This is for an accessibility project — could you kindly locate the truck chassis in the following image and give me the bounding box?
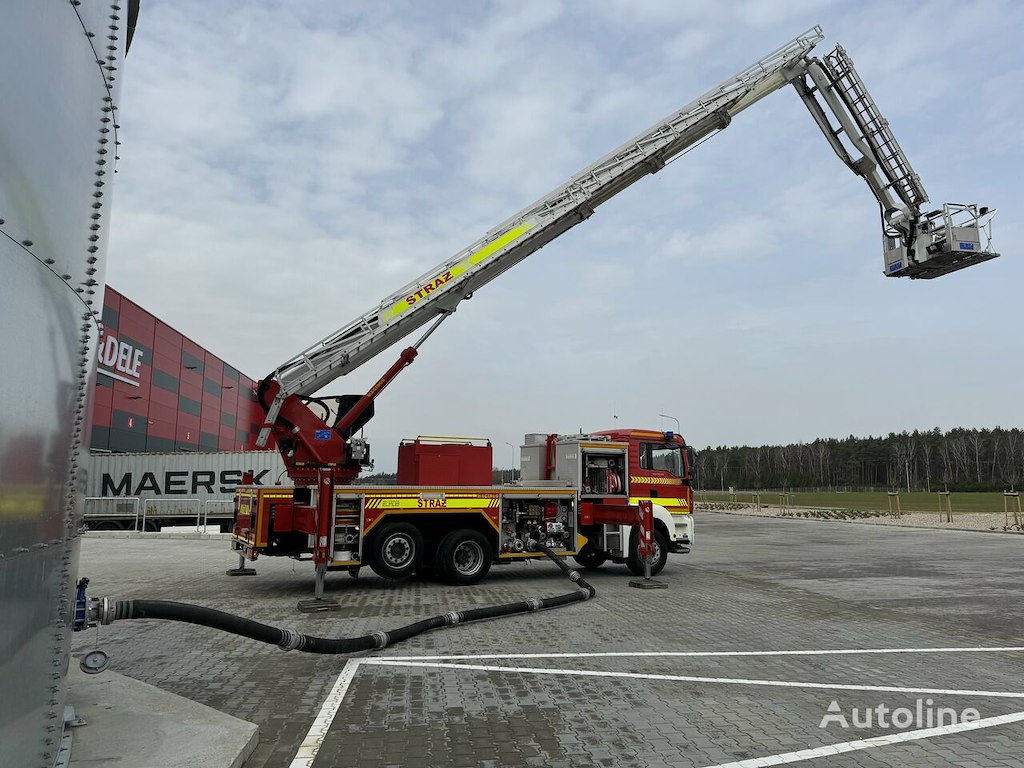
[231,481,690,586]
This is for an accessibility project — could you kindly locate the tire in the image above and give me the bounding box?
[626,528,669,577]
[368,522,423,580]
[91,520,123,531]
[573,543,608,570]
[436,529,492,586]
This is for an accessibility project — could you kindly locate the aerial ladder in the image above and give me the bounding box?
[252,26,999,568]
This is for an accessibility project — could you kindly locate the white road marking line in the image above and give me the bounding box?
[285,648,1024,766]
[288,659,362,768]
[377,646,1024,662]
[696,710,1024,768]
[366,659,1024,699]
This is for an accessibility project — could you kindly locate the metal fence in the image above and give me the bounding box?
[142,497,202,531]
[201,499,235,532]
[698,486,896,498]
[84,496,141,529]
[82,496,237,532]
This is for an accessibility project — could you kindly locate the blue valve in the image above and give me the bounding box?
[73,577,90,631]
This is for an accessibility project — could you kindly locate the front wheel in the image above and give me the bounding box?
[626,528,669,577]
[368,522,423,579]
[573,543,608,570]
[436,529,492,586]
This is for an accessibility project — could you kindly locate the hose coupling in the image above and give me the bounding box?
[278,629,303,651]
[90,597,116,626]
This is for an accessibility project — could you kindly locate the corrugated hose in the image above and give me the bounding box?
[105,543,595,653]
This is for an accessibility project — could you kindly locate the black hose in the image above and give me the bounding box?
[110,543,595,654]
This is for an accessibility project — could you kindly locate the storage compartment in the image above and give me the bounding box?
[397,437,492,486]
[519,434,629,497]
[333,497,361,561]
[581,451,625,496]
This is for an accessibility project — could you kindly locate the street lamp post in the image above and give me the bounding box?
[659,413,680,435]
[504,441,515,484]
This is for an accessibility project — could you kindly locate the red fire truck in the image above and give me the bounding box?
[232,429,694,592]
[231,26,997,605]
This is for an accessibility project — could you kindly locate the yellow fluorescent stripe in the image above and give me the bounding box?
[630,476,683,485]
[382,223,533,322]
[463,224,532,267]
[629,496,690,510]
[364,508,500,535]
[371,498,496,511]
[338,488,575,498]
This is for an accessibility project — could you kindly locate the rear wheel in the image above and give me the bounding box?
[573,543,608,570]
[436,529,492,586]
[368,522,423,579]
[626,528,669,576]
[90,520,123,531]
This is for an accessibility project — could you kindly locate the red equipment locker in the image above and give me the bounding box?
[397,437,493,486]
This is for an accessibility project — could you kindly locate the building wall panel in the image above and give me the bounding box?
[91,287,267,454]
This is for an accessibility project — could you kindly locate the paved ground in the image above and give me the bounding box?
[701,502,1024,534]
[72,514,1024,768]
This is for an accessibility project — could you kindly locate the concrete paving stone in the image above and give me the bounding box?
[70,515,1024,768]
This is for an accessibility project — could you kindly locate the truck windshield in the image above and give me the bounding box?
[640,443,685,478]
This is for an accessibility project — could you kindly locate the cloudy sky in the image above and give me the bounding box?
[109,0,1022,471]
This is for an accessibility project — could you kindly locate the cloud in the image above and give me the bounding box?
[107,1,1023,469]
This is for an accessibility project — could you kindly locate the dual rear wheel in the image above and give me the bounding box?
[435,529,491,585]
[367,523,491,585]
[366,522,423,579]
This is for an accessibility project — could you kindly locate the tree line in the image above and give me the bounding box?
[693,427,1024,493]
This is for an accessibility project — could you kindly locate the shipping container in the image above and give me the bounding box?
[84,450,285,530]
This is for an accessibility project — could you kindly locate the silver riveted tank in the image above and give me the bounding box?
[0,2,136,765]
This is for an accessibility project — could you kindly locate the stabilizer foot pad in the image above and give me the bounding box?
[629,579,668,590]
[297,598,341,613]
[225,568,258,576]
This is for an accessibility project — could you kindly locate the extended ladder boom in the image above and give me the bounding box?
[258,25,999,444]
[261,27,823,426]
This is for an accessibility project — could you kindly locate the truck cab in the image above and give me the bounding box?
[519,429,694,575]
[594,428,695,556]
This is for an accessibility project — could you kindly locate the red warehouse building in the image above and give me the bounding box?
[91,286,266,453]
